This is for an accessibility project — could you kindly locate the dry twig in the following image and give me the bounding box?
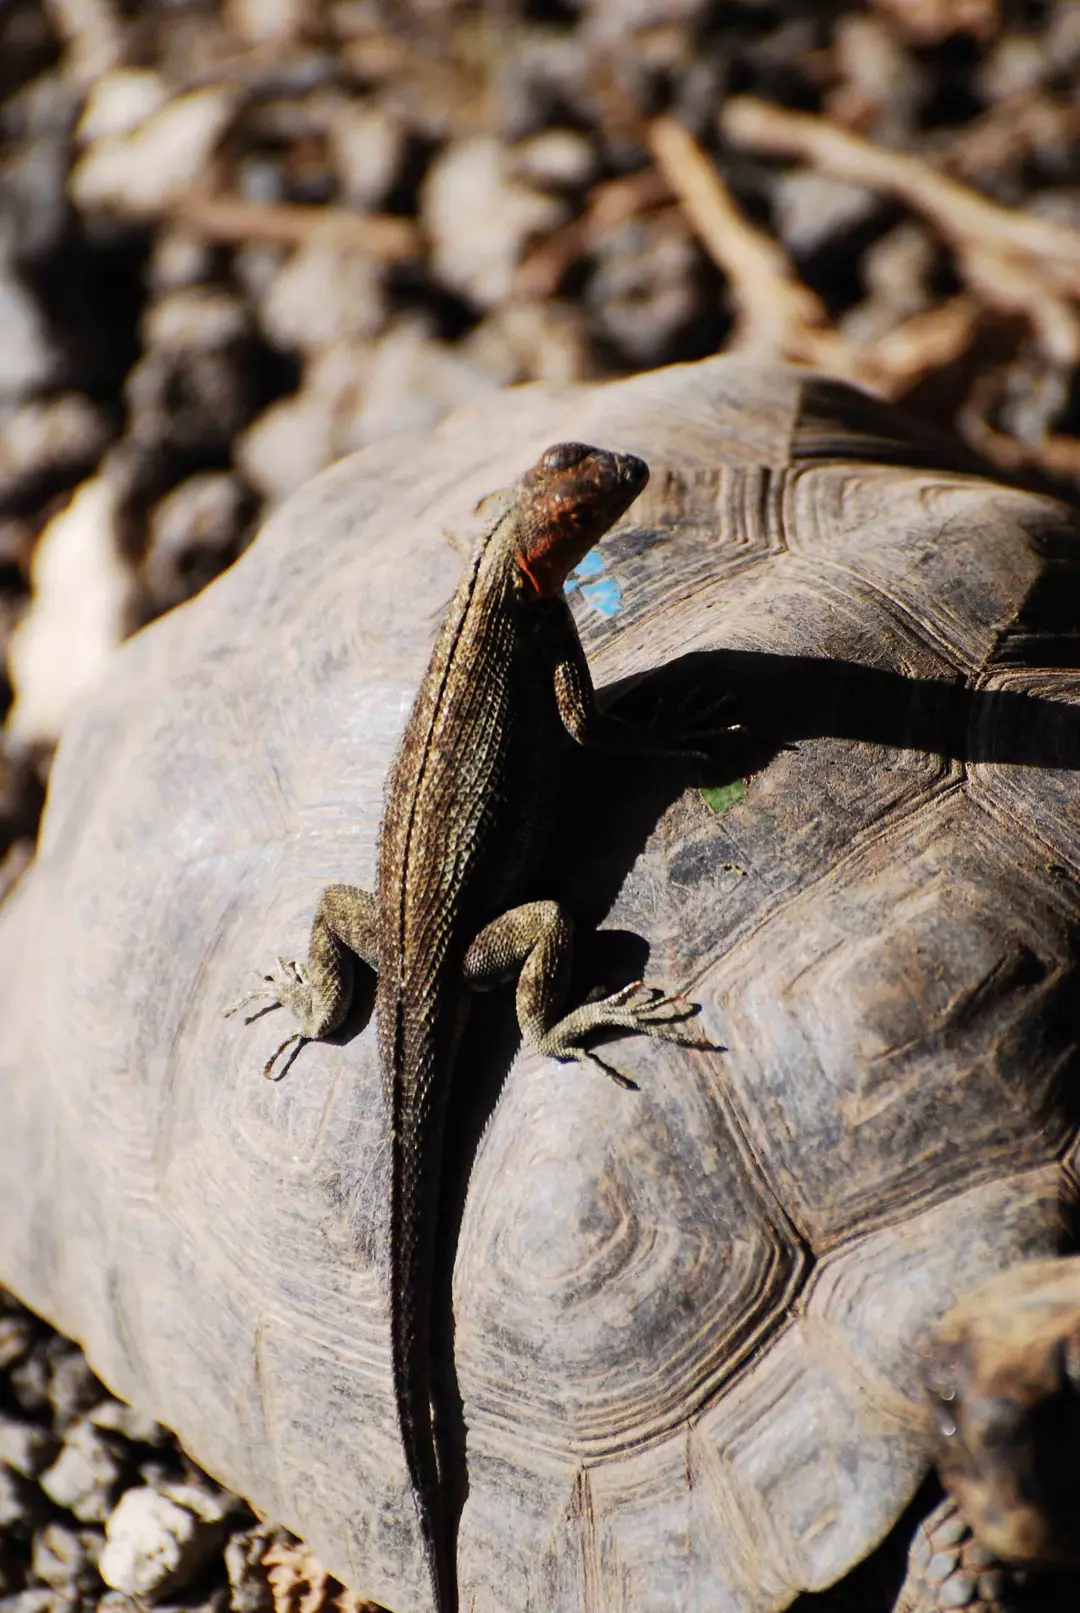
[173,195,422,261]
[721,97,1080,362]
[646,116,977,398]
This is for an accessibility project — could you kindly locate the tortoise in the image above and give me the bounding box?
[1,355,1079,1613]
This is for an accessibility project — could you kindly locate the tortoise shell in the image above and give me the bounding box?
[1,357,1078,1613]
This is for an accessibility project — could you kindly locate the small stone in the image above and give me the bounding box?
[127,291,257,457]
[225,1523,289,1613]
[338,317,498,453]
[0,1463,42,1530]
[0,1589,71,1613]
[772,170,878,260]
[143,471,253,611]
[147,232,218,295]
[0,1413,59,1477]
[99,1484,229,1601]
[226,0,314,45]
[89,1400,168,1447]
[0,395,111,515]
[0,258,57,402]
[586,213,698,365]
[0,1315,35,1372]
[327,101,405,209]
[511,130,596,191]
[46,1344,106,1431]
[38,1419,125,1523]
[260,243,385,353]
[71,86,236,217]
[422,136,565,309]
[237,392,335,506]
[75,68,169,143]
[31,1522,103,1590]
[8,1347,50,1415]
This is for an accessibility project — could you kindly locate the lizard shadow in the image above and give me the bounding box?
[385,644,1080,1590]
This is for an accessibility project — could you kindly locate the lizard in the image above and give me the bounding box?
[226,442,713,1613]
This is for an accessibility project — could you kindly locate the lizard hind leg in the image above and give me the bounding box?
[462,900,709,1085]
[224,883,380,1072]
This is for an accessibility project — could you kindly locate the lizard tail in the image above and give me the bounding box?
[391,1136,457,1613]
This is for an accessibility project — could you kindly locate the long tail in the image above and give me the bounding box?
[391,1117,456,1613]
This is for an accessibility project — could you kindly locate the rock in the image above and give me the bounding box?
[0,1463,44,1531]
[143,472,253,612]
[226,0,315,46]
[0,258,57,402]
[75,69,169,144]
[0,1413,59,1478]
[338,317,498,452]
[127,290,257,457]
[147,231,218,295]
[47,1344,106,1430]
[327,101,405,210]
[0,1313,36,1372]
[422,136,565,308]
[464,297,590,386]
[0,1588,71,1613]
[6,471,137,746]
[510,129,596,191]
[98,1484,230,1602]
[71,87,236,217]
[586,213,699,364]
[260,242,385,353]
[89,1399,168,1447]
[31,1521,104,1592]
[236,390,336,505]
[43,0,123,85]
[772,170,879,259]
[224,1523,289,1613]
[39,1420,125,1523]
[0,395,111,516]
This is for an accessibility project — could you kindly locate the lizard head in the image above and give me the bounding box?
[512,442,649,598]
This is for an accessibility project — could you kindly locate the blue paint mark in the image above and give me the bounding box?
[580,578,623,616]
[573,552,606,578]
[569,551,623,617]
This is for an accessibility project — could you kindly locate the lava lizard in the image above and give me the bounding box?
[226,442,711,1613]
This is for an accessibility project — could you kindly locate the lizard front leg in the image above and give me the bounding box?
[463,900,705,1084]
[225,883,379,1077]
[547,593,728,760]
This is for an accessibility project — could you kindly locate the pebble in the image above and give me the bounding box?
[772,170,879,259]
[422,136,566,309]
[71,86,237,216]
[260,241,386,352]
[0,260,57,402]
[0,1415,59,1479]
[38,1420,124,1523]
[327,101,405,209]
[143,472,252,611]
[7,471,136,746]
[75,69,169,144]
[98,1484,230,1601]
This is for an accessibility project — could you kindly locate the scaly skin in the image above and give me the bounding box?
[227,444,711,1613]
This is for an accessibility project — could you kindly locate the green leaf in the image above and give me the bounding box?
[700,779,746,815]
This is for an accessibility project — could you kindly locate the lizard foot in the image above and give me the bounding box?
[223,957,312,1020]
[536,982,711,1081]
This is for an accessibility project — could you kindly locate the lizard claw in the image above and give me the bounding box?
[263,1030,308,1080]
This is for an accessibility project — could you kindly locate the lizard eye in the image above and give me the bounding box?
[540,442,594,473]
